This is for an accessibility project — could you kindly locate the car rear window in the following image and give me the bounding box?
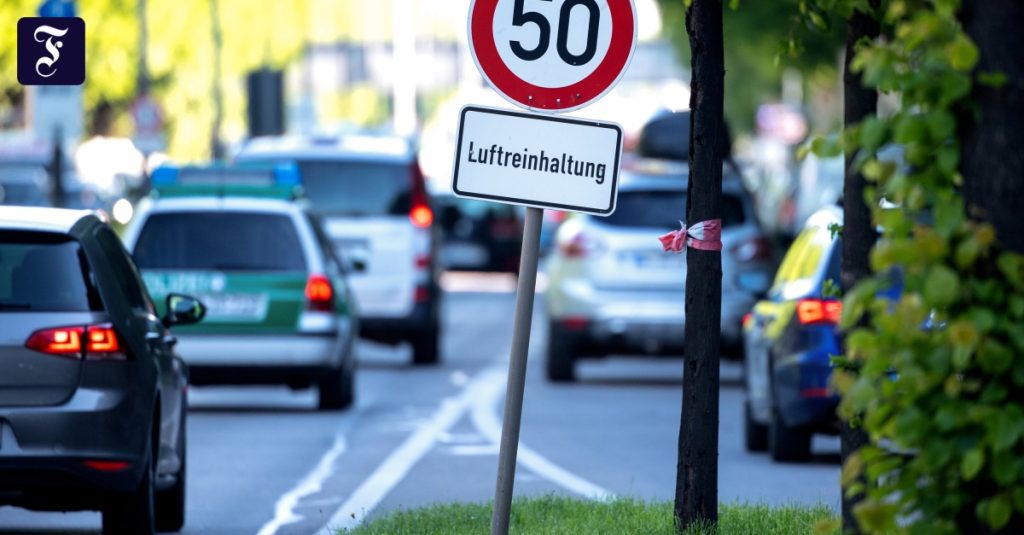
[293,160,411,216]
[596,190,746,229]
[133,212,307,272]
[0,231,101,312]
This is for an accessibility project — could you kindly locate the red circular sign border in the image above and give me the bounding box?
[469,0,637,113]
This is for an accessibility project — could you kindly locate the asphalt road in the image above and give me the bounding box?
[0,274,840,534]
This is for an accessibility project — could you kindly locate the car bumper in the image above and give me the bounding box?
[175,333,342,368]
[360,300,436,343]
[773,351,840,430]
[0,383,148,508]
[548,281,757,350]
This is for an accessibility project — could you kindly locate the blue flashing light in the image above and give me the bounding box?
[150,162,304,199]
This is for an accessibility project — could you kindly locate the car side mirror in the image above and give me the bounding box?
[163,294,206,327]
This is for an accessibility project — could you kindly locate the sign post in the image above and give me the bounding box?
[461,2,636,534]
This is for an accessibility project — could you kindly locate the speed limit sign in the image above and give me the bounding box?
[469,0,637,113]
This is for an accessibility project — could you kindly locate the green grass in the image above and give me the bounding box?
[339,496,838,535]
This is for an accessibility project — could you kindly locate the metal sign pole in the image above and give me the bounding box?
[491,206,543,535]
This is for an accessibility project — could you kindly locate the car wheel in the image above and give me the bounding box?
[155,407,186,532]
[769,407,812,462]
[318,366,355,410]
[103,436,156,535]
[546,321,577,383]
[411,328,440,366]
[744,400,769,453]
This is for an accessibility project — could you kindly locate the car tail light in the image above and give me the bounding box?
[800,387,831,398]
[409,163,433,228]
[414,286,430,303]
[305,274,335,312]
[558,231,601,259]
[560,316,589,331]
[415,254,431,269]
[742,313,753,329]
[796,298,842,325]
[26,324,126,360]
[26,327,84,357]
[85,324,126,360]
[731,235,773,262]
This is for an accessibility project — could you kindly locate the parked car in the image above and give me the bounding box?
[742,206,842,462]
[436,193,522,272]
[122,164,360,410]
[235,134,443,364]
[544,159,775,381]
[0,206,203,534]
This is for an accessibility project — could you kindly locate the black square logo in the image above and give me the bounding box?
[17,17,85,86]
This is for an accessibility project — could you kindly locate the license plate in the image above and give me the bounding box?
[197,293,268,322]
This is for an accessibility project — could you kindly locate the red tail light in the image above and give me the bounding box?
[305,274,335,312]
[796,299,842,325]
[731,236,773,262]
[558,232,600,259]
[26,327,84,357]
[414,286,430,303]
[410,204,434,228]
[409,163,433,228]
[26,324,126,360]
[742,312,753,329]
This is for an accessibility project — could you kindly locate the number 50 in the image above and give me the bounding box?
[510,0,600,66]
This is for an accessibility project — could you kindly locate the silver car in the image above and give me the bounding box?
[544,160,775,381]
[0,207,203,534]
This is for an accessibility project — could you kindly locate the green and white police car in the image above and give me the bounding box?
[122,164,359,410]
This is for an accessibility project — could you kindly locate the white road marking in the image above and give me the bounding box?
[256,433,348,535]
[315,370,499,534]
[469,369,614,501]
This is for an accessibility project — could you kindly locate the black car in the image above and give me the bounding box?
[0,207,204,534]
[436,193,522,272]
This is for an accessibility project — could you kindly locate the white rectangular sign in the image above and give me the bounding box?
[452,105,622,215]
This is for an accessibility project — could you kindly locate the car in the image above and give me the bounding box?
[742,206,842,462]
[436,193,522,272]
[0,162,52,207]
[235,134,443,365]
[544,159,775,381]
[0,206,203,534]
[122,164,359,410]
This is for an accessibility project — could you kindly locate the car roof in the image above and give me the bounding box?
[0,206,95,233]
[618,162,747,196]
[238,134,414,163]
[144,196,307,214]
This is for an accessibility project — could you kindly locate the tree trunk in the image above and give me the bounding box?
[840,5,879,534]
[960,0,1024,254]
[675,0,724,531]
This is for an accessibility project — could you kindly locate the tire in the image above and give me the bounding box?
[318,366,355,411]
[155,407,186,532]
[744,401,769,453]
[769,407,812,462]
[546,322,577,383]
[103,437,156,535]
[411,328,440,366]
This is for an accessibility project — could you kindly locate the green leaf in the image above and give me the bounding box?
[961,448,984,481]
[949,34,980,71]
[978,71,1008,88]
[860,117,888,151]
[924,266,960,308]
[986,494,1012,530]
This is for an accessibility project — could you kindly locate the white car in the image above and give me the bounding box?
[544,159,775,381]
[236,134,443,364]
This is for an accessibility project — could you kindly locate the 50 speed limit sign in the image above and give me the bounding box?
[469,0,638,113]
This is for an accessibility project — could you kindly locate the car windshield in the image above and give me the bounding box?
[0,231,100,312]
[289,160,411,216]
[597,190,746,229]
[0,182,48,206]
[133,212,307,272]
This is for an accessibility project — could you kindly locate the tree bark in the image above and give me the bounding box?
[960,0,1024,254]
[675,0,724,531]
[840,5,879,534]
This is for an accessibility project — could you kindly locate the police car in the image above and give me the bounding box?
[122,164,359,410]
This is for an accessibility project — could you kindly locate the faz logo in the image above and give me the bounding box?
[17,17,85,86]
